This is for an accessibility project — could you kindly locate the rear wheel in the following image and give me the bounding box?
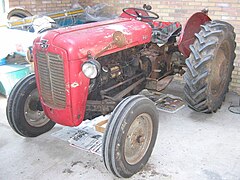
[184,20,236,113]
[102,95,158,178]
[6,74,55,137]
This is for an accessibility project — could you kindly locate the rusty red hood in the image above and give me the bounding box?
[35,18,152,60]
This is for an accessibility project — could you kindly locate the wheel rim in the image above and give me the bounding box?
[210,41,230,97]
[24,89,50,127]
[124,113,153,165]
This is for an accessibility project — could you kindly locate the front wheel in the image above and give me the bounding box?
[6,74,55,137]
[102,95,159,178]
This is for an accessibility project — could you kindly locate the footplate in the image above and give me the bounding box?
[146,75,174,91]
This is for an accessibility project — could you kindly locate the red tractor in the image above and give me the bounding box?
[7,5,236,178]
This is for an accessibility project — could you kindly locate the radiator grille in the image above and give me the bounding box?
[36,52,66,108]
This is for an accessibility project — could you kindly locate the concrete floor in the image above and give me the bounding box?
[0,81,240,180]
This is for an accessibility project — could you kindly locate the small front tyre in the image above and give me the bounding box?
[6,74,55,137]
[102,95,159,178]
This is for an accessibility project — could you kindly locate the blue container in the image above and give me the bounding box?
[0,58,6,66]
[0,64,32,97]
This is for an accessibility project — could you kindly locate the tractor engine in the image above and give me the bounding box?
[85,45,155,119]
[88,46,144,100]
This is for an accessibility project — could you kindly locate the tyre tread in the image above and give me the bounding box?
[184,20,236,113]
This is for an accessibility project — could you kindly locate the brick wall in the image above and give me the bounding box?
[8,0,240,94]
[8,0,72,14]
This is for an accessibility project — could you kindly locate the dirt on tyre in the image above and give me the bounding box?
[184,20,236,113]
[102,95,159,178]
[6,74,55,137]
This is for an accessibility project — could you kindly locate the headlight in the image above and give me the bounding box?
[82,60,101,79]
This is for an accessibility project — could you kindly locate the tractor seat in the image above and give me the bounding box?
[151,21,182,44]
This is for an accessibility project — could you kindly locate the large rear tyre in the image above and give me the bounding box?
[102,95,159,178]
[7,7,32,20]
[6,74,55,137]
[184,20,236,113]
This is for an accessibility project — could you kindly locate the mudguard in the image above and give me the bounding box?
[178,12,211,57]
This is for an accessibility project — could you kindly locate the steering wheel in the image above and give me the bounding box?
[122,7,159,20]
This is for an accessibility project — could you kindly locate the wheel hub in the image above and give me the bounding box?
[210,42,230,96]
[24,89,50,127]
[124,113,153,165]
